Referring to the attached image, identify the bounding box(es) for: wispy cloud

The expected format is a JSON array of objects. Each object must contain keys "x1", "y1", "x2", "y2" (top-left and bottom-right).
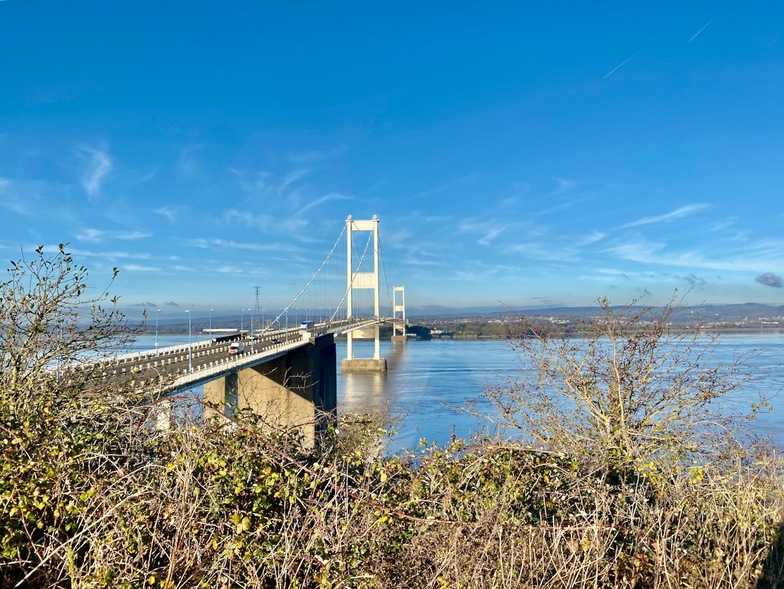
[
  {"x1": 190, "y1": 237, "x2": 303, "y2": 254},
  {"x1": 619, "y1": 204, "x2": 708, "y2": 229},
  {"x1": 116, "y1": 230, "x2": 151, "y2": 240},
  {"x1": 299, "y1": 192, "x2": 351, "y2": 215},
  {"x1": 550, "y1": 177, "x2": 579, "y2": 196},
  {"x1": 413, "y1": 172, "x2": 480, "y2": 199},
  {"x1": 76, "y1": 228, "x2": 152, "y2": 243},
  {"x1": 40, "y1": 245, "x2": 151, "y2": 261},
  {"x1": 709, "y1": 217, "x2": 737, "y2": 232},
  {"x1": 176, "y1": 144, "x2": 204, "y2": 178},
  {"x1": 222, "y1": 210, "x2": 310, "y2": 236},
  {"x1": 577, "y1": 231, "x2": 607, "y2": 246},
  {"x1": 133, "y1": 167, "x2": 157, "y2": 184},
  {"x1": 689, "y1": 19, "x2": 713, "y2": 42},
  {"x1": 123, "y1": 264, "x2": 159, "y2": 272},
  {"x1": 402, "y1": 257, "x2": 442, "y2": 267},
  {"x1": 477, "y1": 229, "x2": 504, "y2": 246},
  {"x1": 0, "y1": 177, "x2": 28, "y2": 215},
  {"x1": 458, "y1": 219, "x2": 508, "y2": 246},
  {"x1": 231, "y1": 166, "x2": 313, "y2": 207},
  {"x1": 77, "y1": 145, "x2": 112, "y2": 198},
  {"x1": 277, "y1": 168, "x2": 311, "y2": 198},
  {"x1": 230, "y1": 168, "x2": 271, "y2": 195},
  {"x1": 603, "y1": 52, "x2": 639, "y2": 79},
  {"x1": 76, "y1": 229, "x2": 103, "y2": 243},
  {"x1": 603, "y1": 236, "x2": 784, "y2": 273},
  {"x1": 222, "y1": 210, "x2": 273, "y2": 231},
  {"x1": 505, "y1": 241, "x2": 579, "y2": 262},
  {"x1": 287, "y1": 144, "x2": 347, "y2": 164},
  {"x1": 154, "y1": 207, "x2": 180, "y2": 222}
]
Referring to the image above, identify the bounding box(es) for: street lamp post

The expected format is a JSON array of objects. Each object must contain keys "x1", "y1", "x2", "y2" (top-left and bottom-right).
[
  {"x1": 209, "y1": 308, "x2": 213, "y2": 334},
  {"x1": 155, "y1": 308, "x2": 160, "y2": 354},
  {"x1": 250, "y1": 309, "x2": 254, "y2": 353},
  {"x1": 185, "y1": 310, "x2": 192, "y2": 372},
  {"x1": 240, "y1": 308, "x2": 244, "y2": 337}
]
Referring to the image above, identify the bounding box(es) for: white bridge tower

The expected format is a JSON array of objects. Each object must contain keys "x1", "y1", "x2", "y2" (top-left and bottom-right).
[
  {"x1": 341, "y1": 215, "x2": 387, "y2": 372},
  {"x1": 391, "y1": 285, "x2": 406, "y2": 341}
]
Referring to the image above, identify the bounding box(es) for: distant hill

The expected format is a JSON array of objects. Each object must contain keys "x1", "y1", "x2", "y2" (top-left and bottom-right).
[{"x1": 409, "y1": 303, "x2": 784, "y2": 323}]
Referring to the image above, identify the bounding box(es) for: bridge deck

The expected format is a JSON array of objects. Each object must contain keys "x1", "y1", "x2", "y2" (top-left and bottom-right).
[{"x1": 81, "y1": 318, "x2": 387, "y2": 394}]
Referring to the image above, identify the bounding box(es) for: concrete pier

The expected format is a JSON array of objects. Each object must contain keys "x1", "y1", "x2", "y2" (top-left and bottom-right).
[
  {"x1": 340, "y1": 358, "x2": 388, "y2": 372},
  {"x1": 204, "y1": 333, "x2": 337, "y2": 447}
]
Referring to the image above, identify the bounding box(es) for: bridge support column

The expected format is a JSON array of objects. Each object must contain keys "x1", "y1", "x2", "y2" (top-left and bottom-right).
[
  {"x1": 204, "y1": 334, "x2": 337, "y2": 448},
  {"x1": 391, "y1": 285, "x2": 406, "y2": 342},
  {"x1": 343, "y1": 215, "x2": 387, "y2": 373}
]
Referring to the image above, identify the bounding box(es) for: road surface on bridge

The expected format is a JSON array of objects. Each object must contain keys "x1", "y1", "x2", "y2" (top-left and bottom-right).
[{"x1": 83, "y1": 317, "x2": 386, "y2": 394}]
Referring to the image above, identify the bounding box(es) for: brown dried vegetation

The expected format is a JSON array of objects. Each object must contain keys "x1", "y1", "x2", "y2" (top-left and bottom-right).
[{"x1": 2, "y1": 249, "x2": 784, "y2": 588}]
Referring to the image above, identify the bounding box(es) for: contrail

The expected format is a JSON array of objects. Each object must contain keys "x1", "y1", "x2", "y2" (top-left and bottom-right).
[
  {"x1": 689, "y1": 19, "x2": 713, "y2": 42},
  {"x1": 603, "y1": 53, "x2": 638, "y2": 79}
]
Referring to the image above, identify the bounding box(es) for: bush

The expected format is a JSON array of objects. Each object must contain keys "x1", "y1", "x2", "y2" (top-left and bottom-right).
[{"x1": 2, "y1": 251, "x2": 784, "y2": 588}]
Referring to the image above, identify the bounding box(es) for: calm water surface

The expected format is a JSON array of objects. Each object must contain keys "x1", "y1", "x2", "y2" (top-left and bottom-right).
[{"x1": 128, "y1": 333, "x2": 784, "y2": 450}]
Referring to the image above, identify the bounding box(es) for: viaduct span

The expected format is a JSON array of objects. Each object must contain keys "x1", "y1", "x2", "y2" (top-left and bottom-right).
[{"x1": 97, "y1": 216, "x2": 406, "y2": 445}]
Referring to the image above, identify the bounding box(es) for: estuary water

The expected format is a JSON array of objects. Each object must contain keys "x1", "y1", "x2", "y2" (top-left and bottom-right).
[{"x1": 126, "y1": 333, "x2": 784, "y2": 450}]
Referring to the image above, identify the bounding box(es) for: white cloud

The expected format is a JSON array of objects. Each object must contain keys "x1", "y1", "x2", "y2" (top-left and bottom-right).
[
  {"x1": 231, "y1": 168, "x2": 271, "y2": 196},
  {"x1": 505, "y1": 241, "x2": 579, "y2": 262},
  {"x1": 222, "y1": 211, "x2": 274, "y2": 231},
  {"x1": 602, "y1": 237, "x2": 784, "y2": 273},
  {"x1": 154, "y1": 207, "x2": 179, "y2": 222},
  {"x1": 123, "y1": 264, "x2": 159, "y2": 272},
  {"x1": 299, "y1": 192, "x2": 351, "y2": 215},
  {"x1": 413, "y1": 172, "x2": 480, "y2": 199},
  {"x1": 620, "y1": 204, "x2": 708, "y2": 229},
  {"x1": 176, "y1": 144, "x2": 204, "y2": 178},
  {"x1": 287, "y1": 144, "x2": 347, "y2": 163},
  {"x1": 77, "y1": 145, "x2": 112, "y2": 198},
  {"x1": 132, "y1": 168, "x2": 157, "y2": 184},
  {"x1": 76, "y1": 229, "x2": 151, "y2": 243},
  {"x1": 33, "y1": 245, "x2": 152, "y2": 263},
  {"x1": 189, "y1": 237, "x2": 302, "y2": 254},
  {"x1": 0, "y1": 177, "x2": 27, "y2": 214},
  {"x1": 277, "y1": 168, "x2": 311, "y2": 198},
  {"x1": 402, "y1": 257, "x2": 442, "y2": 267},
  {"x1": 550, "y1": 177, "x2": 579, "y2": 195},
  {"x1": 478, "y1": 227, "x2": 505, "y2": 246},
  {"x1": 577, "y1": 231, "x2": 607, "y2": 246},
  {"x1": 222, "y1": 209, "x2": 310, "y2": 236},
  {"x1": 116, "y1": 231, "x2": 152, "y2": 240},
  {"x1": 76, "y1": 229, "x2": 104, "y2": 243}
]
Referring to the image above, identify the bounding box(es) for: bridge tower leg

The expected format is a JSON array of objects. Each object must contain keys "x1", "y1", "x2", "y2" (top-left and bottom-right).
[
  {"x1": 391, "y1": 285, "x2": 406, "y2": 341},
  {"x1": 342, "y1": 215, "x2": 387, "y2": 372}
]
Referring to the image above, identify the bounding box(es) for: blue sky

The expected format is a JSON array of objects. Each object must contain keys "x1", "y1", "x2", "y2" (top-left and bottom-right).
[{"x1": 2, "y1": 2, "x2": 784, "y2": 317}]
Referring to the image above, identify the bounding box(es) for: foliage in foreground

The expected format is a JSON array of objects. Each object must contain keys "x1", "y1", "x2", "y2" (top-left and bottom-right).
[
  {"x1": 3, "y1": 406, "x2": 784, "y2": 588},
  {"x1": 2, "y1": 248, "x2": 784, "y2": 588}
]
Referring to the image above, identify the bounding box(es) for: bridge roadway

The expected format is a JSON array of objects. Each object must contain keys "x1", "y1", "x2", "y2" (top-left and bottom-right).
[{"x1": 90, "y1": 317, "x2": 385, "y2": 394}]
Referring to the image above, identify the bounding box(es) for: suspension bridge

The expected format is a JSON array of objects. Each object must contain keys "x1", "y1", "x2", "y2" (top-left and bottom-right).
[{"x1": 90, "y1": 216, "x2": 408, "y2": 445}]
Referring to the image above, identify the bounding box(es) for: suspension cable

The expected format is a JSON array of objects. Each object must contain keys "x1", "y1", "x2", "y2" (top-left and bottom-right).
[{"x1": 263, "y1": 223, "x2": 347, "y2": 333}]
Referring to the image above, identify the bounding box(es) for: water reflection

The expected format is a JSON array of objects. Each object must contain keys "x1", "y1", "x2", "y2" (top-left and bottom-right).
[
  {"x1": 129, "y1": 333, "x2": 784, "y2": 451},
  {"x1": 339, "y1": 339, "x2": 407, "y2": 415}
]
